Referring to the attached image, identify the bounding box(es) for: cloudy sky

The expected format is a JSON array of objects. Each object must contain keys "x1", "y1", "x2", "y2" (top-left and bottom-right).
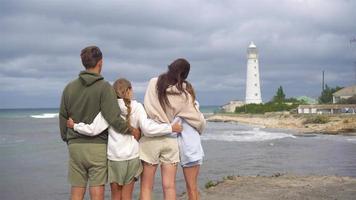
[{"x1": 0, "y1": 0, "x2": 355, "y2": 108}]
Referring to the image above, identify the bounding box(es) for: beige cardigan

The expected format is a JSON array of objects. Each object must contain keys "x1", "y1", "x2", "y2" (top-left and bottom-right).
[{"x1": 144, "y1": 77, "x2": 206, "y2": 134}]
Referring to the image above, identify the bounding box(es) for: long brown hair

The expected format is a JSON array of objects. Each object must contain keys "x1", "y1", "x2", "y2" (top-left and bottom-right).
[
  {"x1": 185, "y1": 81, "x2": 196, "y2": 103},
  {"x1": 156, "y1": 58, "x2": 190, "y2": 110},
  {"x1": 113, "y1": 78, "x2": 133, "y2": 132}
]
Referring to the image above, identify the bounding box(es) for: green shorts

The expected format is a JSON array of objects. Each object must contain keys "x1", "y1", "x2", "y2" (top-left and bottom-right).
[
  {"x1": 68, "y1": 143, "x2": 107, "y2": 187},
  {"x1": 108, "y1": 157, "x2": 143, "y2": 185}
]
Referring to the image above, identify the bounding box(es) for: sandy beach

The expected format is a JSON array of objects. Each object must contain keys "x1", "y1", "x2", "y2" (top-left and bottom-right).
[
  {"x1": 207, "y1": 113, "x2": 356, "y2": 135},
  {"x1": 178, "y1": 175, "x2": 356, "y2": 200}
]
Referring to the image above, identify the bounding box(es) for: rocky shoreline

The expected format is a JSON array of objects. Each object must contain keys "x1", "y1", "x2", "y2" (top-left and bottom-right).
[
  {"x1": 179, "y1": 175, "x2": 356, "y2": 200},
  {"x1": 207, "y1": 113, "x2": 356, "y2": 135}
]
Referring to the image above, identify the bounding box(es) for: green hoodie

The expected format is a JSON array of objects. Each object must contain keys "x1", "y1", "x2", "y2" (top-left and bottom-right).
[{"x1": 59, "y1": 71, "x2": 130, "y2": 144}]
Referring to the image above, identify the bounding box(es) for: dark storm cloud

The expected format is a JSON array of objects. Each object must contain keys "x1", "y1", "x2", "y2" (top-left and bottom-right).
[{"x1": 0, "y1": 0, "x2": 355, "y2": 108}]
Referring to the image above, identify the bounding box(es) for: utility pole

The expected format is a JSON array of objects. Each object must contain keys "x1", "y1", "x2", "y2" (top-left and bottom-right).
[
  {"x1": 322, "y1": 70, "x2": 325, "y2": 92},
  {"x1": 350, "y1": 37, "x2": 356, "y2": 96},
  {"x1": 354, "y1": 61, "x2": 356, "y2": 86},
  {"x1": 350, "y1": 37, "x2": 356, "y2": 86},
  {"x1": 354, "y1": 61, "x2": 356, "y2": 85},
  {"x1": 354, "y1": 61, "x2": 356, "y2": 95}
]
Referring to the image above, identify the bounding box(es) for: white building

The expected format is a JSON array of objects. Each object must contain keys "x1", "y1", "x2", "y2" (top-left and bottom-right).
[
  {"x1": 298, "y1": 104, "x2": 356, "y2": 114},
  {"x1": 245, "y1": 41, "x2": 262, "y2": 104},
  {"x1": 221, "y1": 100, "x2": 245, "y2": 112},
  {"x1": 333, "y1": 85, "x2": 356, "y2": 103}
]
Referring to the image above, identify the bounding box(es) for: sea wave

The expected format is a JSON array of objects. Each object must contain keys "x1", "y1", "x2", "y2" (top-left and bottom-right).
[
  {"x1": 0, "y1": 135, "x2": 25, "y2": 145},
  {"x1": 201, "y1": 127, "x2": 296, "y2": 142},
  {"x1": 31, "y1": 113, "x2": 59, "y2": 119},
  {"x1": 347, "y1": 138, "x2": 356, "y2": 143}
]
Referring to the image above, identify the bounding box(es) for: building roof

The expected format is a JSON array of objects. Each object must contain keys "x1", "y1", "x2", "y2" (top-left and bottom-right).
[{"x1": 333, "y1": 85, "x2": 356, "y2": 97}]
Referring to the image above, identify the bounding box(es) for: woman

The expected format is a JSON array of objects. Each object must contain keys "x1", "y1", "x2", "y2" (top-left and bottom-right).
[
  {"x1": 140, "y1": 58, "x2": 206, "y2": 200},
  {"x1": 176, "y1": 82, "x2": 205, "y2": 200}
]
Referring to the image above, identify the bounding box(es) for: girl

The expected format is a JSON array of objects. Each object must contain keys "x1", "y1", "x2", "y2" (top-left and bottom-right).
[
  {"x1": 175, "y1": 82, "x2": 205, "y2": 200},
  {"x1": 141, "y1": 58, "x2": 206, "y2": 200},
  {"x1": 66, "y1": 78, "x2": 182, "y2": 200}
]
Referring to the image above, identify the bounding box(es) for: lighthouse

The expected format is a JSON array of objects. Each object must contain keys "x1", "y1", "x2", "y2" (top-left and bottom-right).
[{"x1": 245, "y1": 41, "x2": 262, "y2": 104}]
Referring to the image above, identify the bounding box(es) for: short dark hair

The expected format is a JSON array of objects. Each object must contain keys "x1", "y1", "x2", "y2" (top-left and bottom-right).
[{"x1": 80, "y1": 46, "x2": 103, "y2": 69}]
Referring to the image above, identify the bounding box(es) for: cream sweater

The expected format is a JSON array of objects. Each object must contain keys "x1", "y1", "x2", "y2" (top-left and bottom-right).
[{"x1": 144, "y1": 77, "x2": 206, "y2": 134}]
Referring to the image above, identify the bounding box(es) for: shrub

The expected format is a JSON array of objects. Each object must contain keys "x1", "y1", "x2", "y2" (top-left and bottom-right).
[
  {"x1": 272, "y1": 172, "x2": 283, "y2": 177},
  {"x1": 223, "y1": 175, "x2": 235, "y2": 180},
  {"x1": 235, "y1": 102, "x2": 300, "y2": 114},
  {"x1": 205, "y1": 180, "x2": 218, "y2": 189},
  {"x1": 303, "y1": 115, "x2": 330, "y2": 124}
]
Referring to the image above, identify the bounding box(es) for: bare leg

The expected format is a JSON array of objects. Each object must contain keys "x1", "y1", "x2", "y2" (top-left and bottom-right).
[
  {"x1": 110, "y1": 183, "x2": 123, "y2": 200},
  {"x1": 71, "y1": 186, "x2": 86, "y2": 200},
  {"x1": 121, "y1": 181, "x2": 135, "y2": 200},
  {"x1": 183, "y1": 165, "x2": 200, "y2": 200},
  {"x1": 161, "y1": 163, "x2": 178, "y2": 200},
  {"x1": 140, "y1": 162, "x2": 158, "y2": 200},
  {"x1": 89, "y1": 185, "x2": 105, "y2": 200}
]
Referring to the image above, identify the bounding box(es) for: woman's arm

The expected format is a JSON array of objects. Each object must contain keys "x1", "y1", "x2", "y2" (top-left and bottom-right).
[
  {"x1": 177, "y1": 98, "x2": 206, "y2": 134},
  {"x1": 137, "y1": 104, "x2": 181, "y2": 137},
  {"x1": 70, "y1": 112, "x2": 110, "y2": 136}
]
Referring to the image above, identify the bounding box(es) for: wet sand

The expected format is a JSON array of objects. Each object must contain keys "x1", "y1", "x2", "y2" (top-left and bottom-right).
[{"x1": 179, "y1": 175, "x2": 356, "y2": 200}]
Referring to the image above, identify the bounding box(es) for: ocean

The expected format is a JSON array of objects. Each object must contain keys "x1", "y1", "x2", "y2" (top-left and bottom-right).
[{"x1": 1, "y1": 107, "x2": 356, "y2": 199}]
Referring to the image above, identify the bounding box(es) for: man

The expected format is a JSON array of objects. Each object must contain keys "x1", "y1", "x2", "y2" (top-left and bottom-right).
[{"x1": 59, "y1": 46, "x2": 138, "y2": 200}]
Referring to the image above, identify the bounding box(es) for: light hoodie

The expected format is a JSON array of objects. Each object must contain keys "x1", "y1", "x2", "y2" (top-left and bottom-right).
[
  {"x1": 174, "y1": 101, "x2": 205, "y2": 165},
  {"x1": 73, "y1": 99, "x2": 173, "y2": 161},
  {"x1": 144, "y1": 77, "x2": 206, "y2": 134}
]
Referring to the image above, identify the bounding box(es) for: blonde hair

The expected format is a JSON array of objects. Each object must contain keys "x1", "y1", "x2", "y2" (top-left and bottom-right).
[{"x1": 113, "y1": 78, "x2": 133, "y2": 132}]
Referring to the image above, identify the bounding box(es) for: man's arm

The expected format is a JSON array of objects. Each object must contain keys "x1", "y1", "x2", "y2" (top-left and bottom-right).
[
  {"x1": 100, "y1": 83, "x2": 130, "y2": 134},
  {"x1": 59, "y1": 90, "x2": 68, "y2": 142}
]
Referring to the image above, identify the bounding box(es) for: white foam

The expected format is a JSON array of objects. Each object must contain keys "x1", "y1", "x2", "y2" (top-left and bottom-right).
[
  {"x1": 31, "y1": 113, "x2": 59, "y2": 119},
  {"x1": 201, "y1": 128, "x2": 296, "y2": 142},
  {"x1": 347, "y1": 138, "x2": 356, "y2": 143}
]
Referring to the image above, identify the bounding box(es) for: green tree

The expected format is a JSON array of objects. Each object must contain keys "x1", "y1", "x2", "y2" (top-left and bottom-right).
[
  {"x1": 272, "y1": 86, "x2": 286, "y2": 103},
  {"x1": 318, "y1": 85, "x2": 343, "y2": 104}
]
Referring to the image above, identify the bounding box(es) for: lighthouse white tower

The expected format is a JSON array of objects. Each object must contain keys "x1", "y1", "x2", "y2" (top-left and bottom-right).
[{"x1": 245, "y1": 41, "x2": 262, "y2": 104}]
